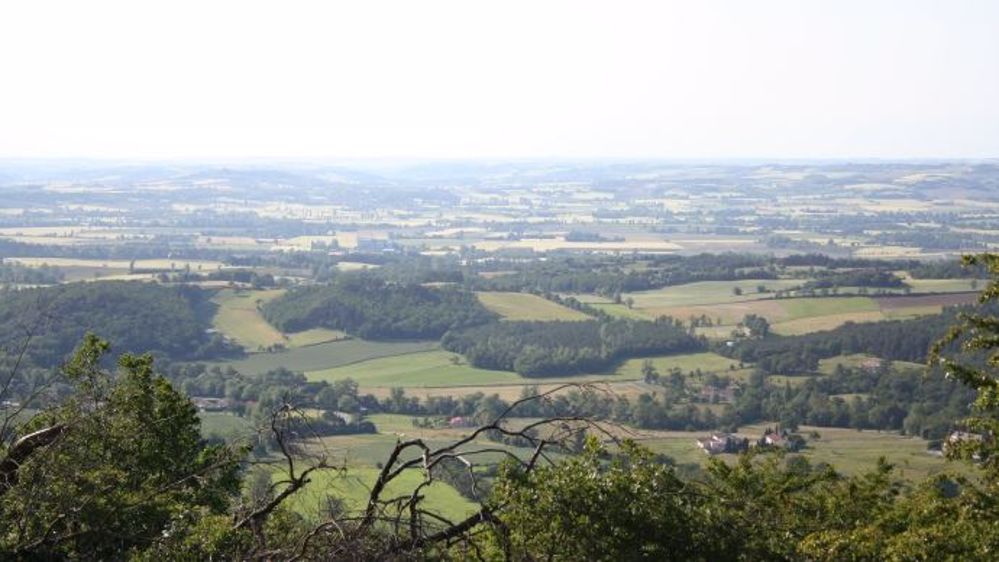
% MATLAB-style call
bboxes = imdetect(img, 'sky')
[0,0,997,160]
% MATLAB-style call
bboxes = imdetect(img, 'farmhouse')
[756,427,807,452]
[763,432,786,448]
[696,432,738,455]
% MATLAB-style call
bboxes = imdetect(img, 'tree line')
[262,275,496,340]
[441,318,703,377]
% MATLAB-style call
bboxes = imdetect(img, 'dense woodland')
[718,303,993,374]
[262,276,496,339]
[0,281,233,369]
[802,268,907,290]
[441,318,703,376]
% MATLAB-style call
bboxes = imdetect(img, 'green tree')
[485,438,738,561]
[0,334,244,558]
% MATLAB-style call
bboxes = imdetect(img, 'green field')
[615,352,745,378]
[635,424,957,480]
[199,412,255,441]
[211,289,288,350]
[585,302,655,320]
[597,279,980,338]
[477,291,590,321]
[306,350,766,396]
[623,279,802,310]
[771,311,885,335]
[211,289,346,351]
[278,465,476,522]
[307,349,659,388]
[206,339,438,376]
[307,349,525,387]
[285,327,349,347]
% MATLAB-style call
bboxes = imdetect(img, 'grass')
[199,412,255,441]
[778,296,880,320]
[212,289,347,351]
[277,466,476,522]
[771,311,885,335]
[586,302,655,320]
[615,352,745,377]
[476,292,590,321]
[211,289,288,350]
[624,279,802,310]
[364,380,650,402]
[308,349,753,392]
[285,328,348,347]
[206,339,439,376]
[767,375,815,387]
[793,426,959,481]
[633,424,957,480]
[307,350,525,387]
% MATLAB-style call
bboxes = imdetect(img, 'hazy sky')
[1,0,997,160]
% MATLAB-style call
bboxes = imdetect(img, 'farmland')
[211,289,288,350]
[277,465,476,522]
[3,159,998,530]
[211,288,346,351]
[635,424,958,480]
[477,291,590,321]
[206,339,438,376]
[307,349,525,387]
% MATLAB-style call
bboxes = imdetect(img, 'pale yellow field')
[211,289,345,352]
[771,311,886,335]
[476,292,590,321]
[336,261,380,272]
[7,257,226,270]
[473,238,682,252]
[211,289,288,350]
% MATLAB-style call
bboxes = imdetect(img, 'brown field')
[652,300,789,325]
[875,292,977,311]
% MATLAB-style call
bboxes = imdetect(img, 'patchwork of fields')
[574,280,981,338]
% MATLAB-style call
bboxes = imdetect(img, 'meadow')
[308,349,759,407]
[476,291,590,321]
[276,465,477,522]
[206,339,438,376]
[211,288,346,351]
[592,279,979,338]
[306,349,525,387]
[634,424,957,481]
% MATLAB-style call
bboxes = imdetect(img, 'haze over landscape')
[3,2,999,561]
[2,0,999,160]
